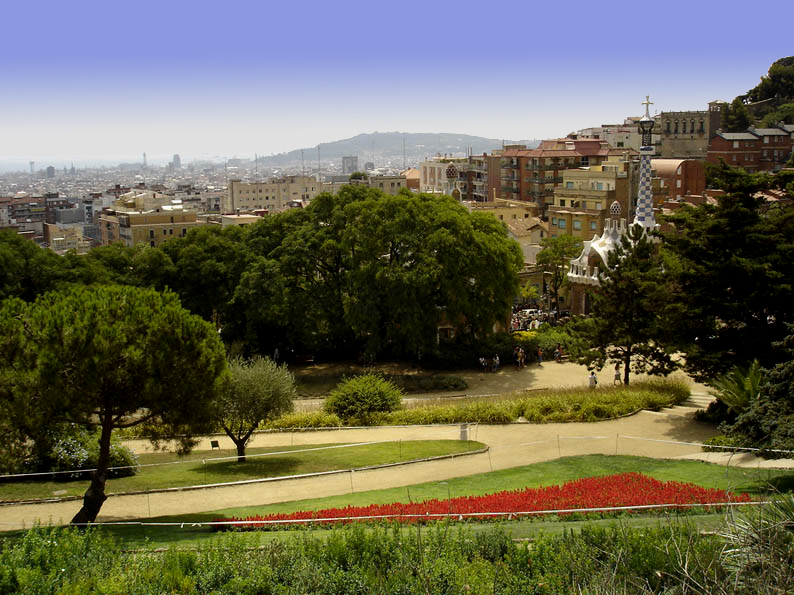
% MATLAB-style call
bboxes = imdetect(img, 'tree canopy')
[232,187,524,359]
[745,56,794,104]
[535,235,583,311]
[660,164,794,380]
[216,357,296,462]
[0,285,227,524]
[721,97,751,132]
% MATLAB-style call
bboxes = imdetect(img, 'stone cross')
[641,95,653,118]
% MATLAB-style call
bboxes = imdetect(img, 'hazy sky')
[2,0,792,165]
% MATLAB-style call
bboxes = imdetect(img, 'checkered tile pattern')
[633,152,655,228]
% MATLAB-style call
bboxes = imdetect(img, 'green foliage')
[28,424,138,479]
[216,356,296,461]
[745,56,794,104]
[709,359,765,415]
[235,187,523,360]
[569,225,676,384]
[761,102,794,127]
[727,331,794,455]
[11,521,784,594]
[660,164,794,380]
[0,230,64,301]
[324,373,403,422]
[0,285,227,522]
[276,379,689,427]
[722,96,752,131]
[535,234,583,309]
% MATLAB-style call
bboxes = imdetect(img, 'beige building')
[659,100,725,159]
[99,210,204,247]
[226,176,322,213]
[44,224,92,255]
[547,156,639,239]
[366,175,407,195]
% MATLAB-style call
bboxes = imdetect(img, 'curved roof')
[651,159,686,177]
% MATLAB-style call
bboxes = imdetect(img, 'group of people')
[479,355,500,373]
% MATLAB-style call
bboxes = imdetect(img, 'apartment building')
[99,210,204,247]
[226,176,322,213]
[420,154,499,202]
[500,139,637,216]
[547,156,638,239]
[651,159,706,202]
[707,127,793,172]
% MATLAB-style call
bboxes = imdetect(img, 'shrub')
[324,373,403,422]
[28,424,138,479]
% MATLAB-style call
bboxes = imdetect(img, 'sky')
[1,0,792,168]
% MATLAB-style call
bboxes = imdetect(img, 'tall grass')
[264,378,690,428]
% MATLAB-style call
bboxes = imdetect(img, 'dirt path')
[0,363,783,531]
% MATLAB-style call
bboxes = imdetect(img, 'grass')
[0,440,483,502]
[36,454,793,548]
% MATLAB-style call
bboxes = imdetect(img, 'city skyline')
[2,0,792,167]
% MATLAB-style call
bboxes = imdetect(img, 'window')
[163,229,167,235]
[182,228,187,236]
[560,199,566,207]
[150,240,155,247]
[764,136,770,144]
[169,228,173,235]
[573,220,582,230]
[149,229,154,239]
[590,221,597,230]
[676,179,682,188]
[566,182,573,189]
[732,155,737,162]
[733,141,739,148]
[691,120,695,134]
[558,219,567,229]
[551,217,557,225]
[674,121,679,134]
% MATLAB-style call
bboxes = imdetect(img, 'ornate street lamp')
[633,95,657,230]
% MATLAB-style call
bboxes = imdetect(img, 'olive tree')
[216,356,296,462]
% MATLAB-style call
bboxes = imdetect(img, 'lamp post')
[633,96,657,230]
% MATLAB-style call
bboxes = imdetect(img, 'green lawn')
[55,454,794,548]
[0,440,483,502]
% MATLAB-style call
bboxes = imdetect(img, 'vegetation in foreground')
[5,499,794,594]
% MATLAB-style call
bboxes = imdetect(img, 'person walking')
[589,370,598,389]
[537,347,543,366]
[492,354,500,372]
[613,363,622,385]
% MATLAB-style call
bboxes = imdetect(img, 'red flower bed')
[215,472,751,530]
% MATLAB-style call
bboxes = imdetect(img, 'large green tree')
[535,235,583,311]
[0,285,227,524]
[660,164,794,380]
[235,186,523,360]
[216,357,295,462]
[570,225,676,385]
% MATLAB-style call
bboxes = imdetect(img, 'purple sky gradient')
[2,0,792,162]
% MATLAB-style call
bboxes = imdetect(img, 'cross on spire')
[642,95,653,118]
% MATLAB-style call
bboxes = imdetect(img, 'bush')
[324,373,403,422]
[28,424,138,479]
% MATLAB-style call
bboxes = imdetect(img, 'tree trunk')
[234,440,246,463]
[71,415,113,526]
[623,350,632,386]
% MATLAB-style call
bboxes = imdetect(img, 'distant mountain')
[258,132,540,168]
